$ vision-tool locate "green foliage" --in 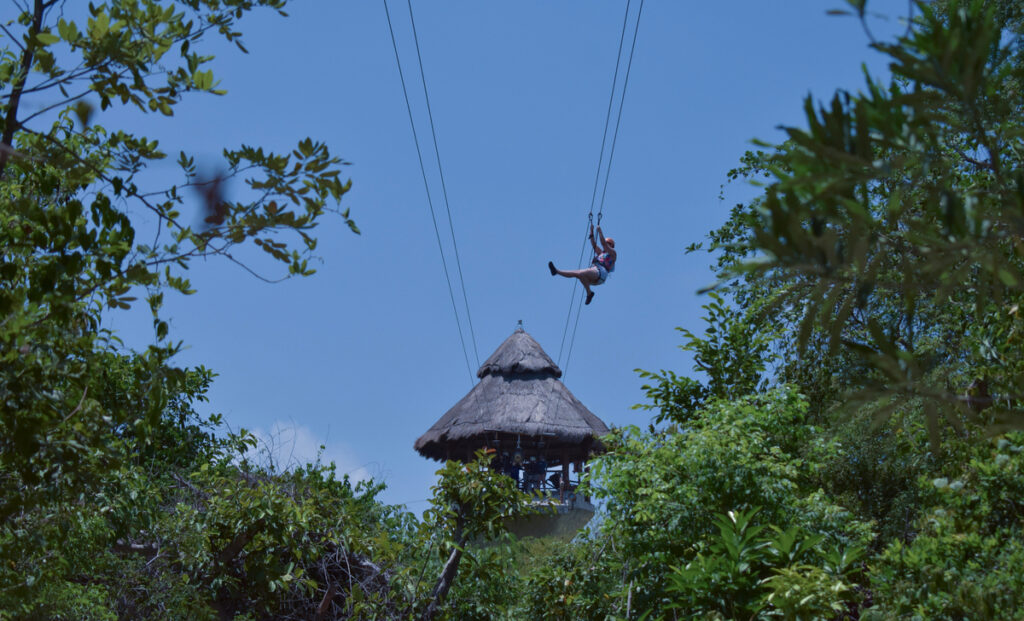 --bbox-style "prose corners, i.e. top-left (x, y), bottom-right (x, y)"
top-left (0, 0), bottom-right (357, 528)
top-left (583, 3), bottom-right (1024, 618)
top-left (648, 4), bottom-right (1024, 619)
top-left (666, 508), bottom-right (773, 618)
top-left (635, 291), bottom-right (777, 425)
top-left (7, 0), bottom-right (1024, 618)
top-left (415, 451), bottom-right (534, 620)
top-left (867, 433), bottom-right (1024, 618)
top-left (594, 389), bottom-right (811, 545)
top-left (425, 452), bottom-right (534, 546)
top-left (761, 564), bottom-right (856, 621)
top-left (666, 508), bottom-right (864, 620)
top-left (0, 357), bottom-right (414, 619)
top-left (0, 2), bottom-right (540, 615)
top-left (0, 1), bottom-right (366, 615)
top-left (30, 580), bottom-right (119, 621)
top-left (811, 412), bottom-right (931, 544)
top-left (517, 538), bottom-right (619, 621)
top-left (706, 0), bottom-right (1024, 436)
top-left (581, 388), bottom-right (872, 617)
top-left (440, 541), bottom-right (523, 621)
